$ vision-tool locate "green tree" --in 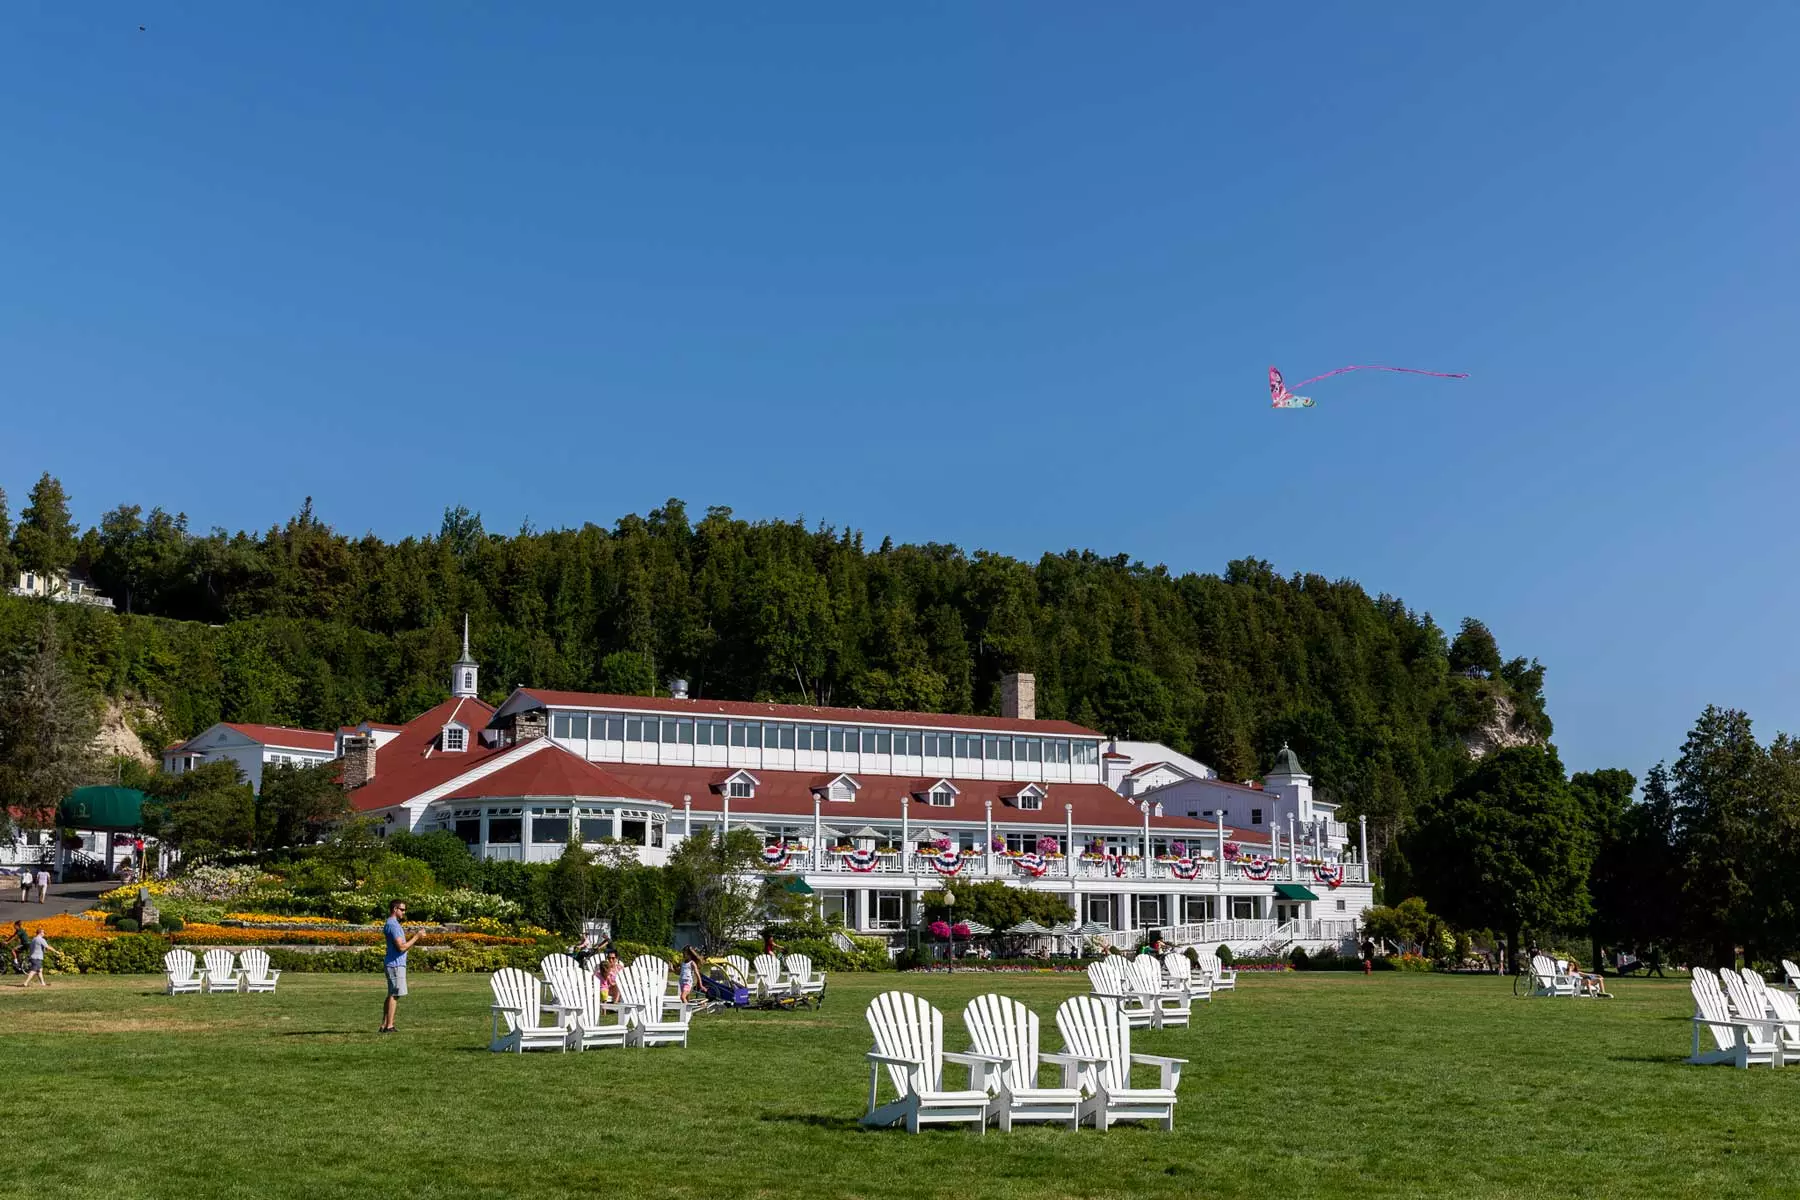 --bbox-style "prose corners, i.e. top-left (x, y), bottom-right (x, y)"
top-left (257, 760), bottom-right (350, 849)
top-left (0, 613), bottom-right (99, 837)
top-left (0, 485), bottom-right (13, 585)
top-left (388, 829), bottom-right (479, 889)
top-left (668, 828), bottom-right (764, 952)
top-left (11, 473), bottom-right (78, 578)
top-left (1570, 767), bottom-right (1637, 965)
top-left (1407, 745), bottom-right (1594, 971)
top-left (920, 880), bottom-right (1072, 932)
top-left (1448, 618), bottom-right (1502, 678)
top-left (142, 761), bottom-right (255, 856)
top-left (598, 650), bottom-right (656, 696)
